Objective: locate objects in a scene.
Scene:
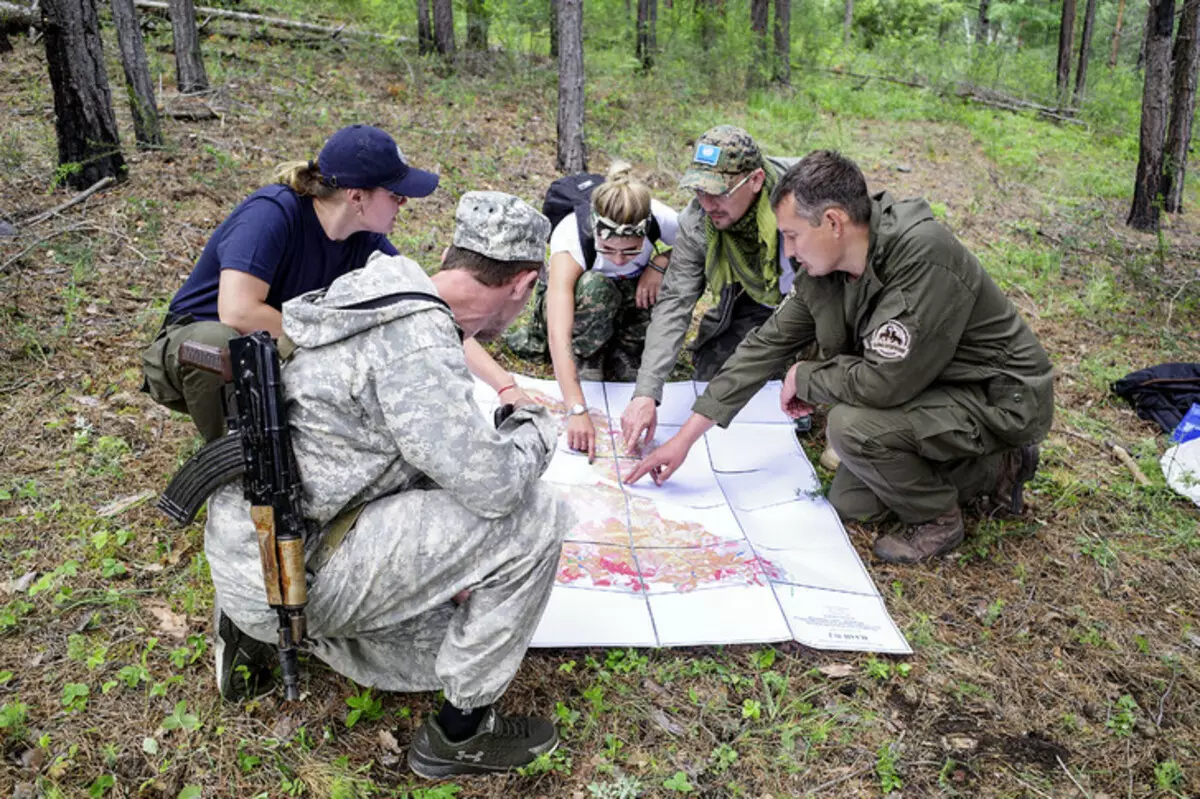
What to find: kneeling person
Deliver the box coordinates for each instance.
[203,192,575,777]
[627,151,1053,564]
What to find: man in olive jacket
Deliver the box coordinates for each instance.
[627,151,1053,564]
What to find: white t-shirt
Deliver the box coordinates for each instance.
[549,199,680,278]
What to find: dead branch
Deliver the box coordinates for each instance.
[1102,438,1153,486]
[132,0,411,43]
[23,176,115,226]
[0,221,94,274]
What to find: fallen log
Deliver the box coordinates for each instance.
[0,1,35,27]
[132,0,410,43]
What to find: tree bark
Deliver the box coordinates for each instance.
[432,0,454,56]
[1139,0,1154,69]
[556,0,585,172]
[110,0,161,147]
[416,0,433,54]
[1073,0,1098,104]
[773,0,790,84]
[1109,0,1127,67]
[548,0,557,57]
[1128,0,1176,231]
[976,0,989,43]
[636,0,655,70]
[749,0,769,87]
[40,0,126,190]
[1055,0,1077,106]
[167,0,208,93]
[1163,0,1200,212]
[466,0,487,50]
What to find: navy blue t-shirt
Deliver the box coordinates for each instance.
[168,184,398,320]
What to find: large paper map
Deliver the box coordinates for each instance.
[473,377,911,654]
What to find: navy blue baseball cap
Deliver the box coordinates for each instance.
[316,124,439,198]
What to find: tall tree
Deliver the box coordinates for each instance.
[1073,0,1098,103]
[843,0,852,45]
[466,0,488,50]
[110,0,161,148]
[773,0,790,84]
[977,0,989,43]
[1163,0,1200,212]
[1055,0,1078,105]
[167,0,208,93]
[416,0,434,55]
[1128,0,1176,231]
[40,0,126,190]
[636,0,656,70]
[432,0,454,56]
[1109,0,1127,67]
[549,0,558,57]
[556,0,585,172]
[749,0,769,87]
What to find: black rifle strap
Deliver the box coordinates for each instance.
[339,290,451,313]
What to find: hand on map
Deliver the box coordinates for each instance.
[621,396,658,453]
[781,363,815,420]
[567,412,597,463]
[625,435,690,486]
[505,386,537,407]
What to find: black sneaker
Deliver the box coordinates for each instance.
[214,603,276,702]
[408,708,559,779]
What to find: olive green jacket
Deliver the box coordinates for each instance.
[633,155,798,403]
[693,192,1054,445]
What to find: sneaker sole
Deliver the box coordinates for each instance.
[407,738,559,780]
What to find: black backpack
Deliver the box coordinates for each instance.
[542,173,662,270]
[1111,362,1200,433]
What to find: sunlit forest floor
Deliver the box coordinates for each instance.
[1,8,1199,798]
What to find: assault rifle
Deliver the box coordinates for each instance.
[157,332,307,701]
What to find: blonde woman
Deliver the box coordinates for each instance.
[507,163,679,460]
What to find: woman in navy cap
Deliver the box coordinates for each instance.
[141,125,439,441]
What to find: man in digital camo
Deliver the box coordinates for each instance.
[203,191,576,778]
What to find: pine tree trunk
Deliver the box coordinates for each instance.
[416,0,433,55]
[977,0,989,43]
[773,0,790,84]
[636,0,654,70]
[1109,0,1127,67]
[1055,0,1077,106]
[748,0,768,88]
[432,0,454,56]
[1163,0,1200,212]
[556,0,585,172]
[1138,0,1154,70]
[696,0,714,51]
[167,0,208,93]
[40,0,126,190]
[1072,0,1098,104]
[466,0,487,50]
[549,0,558,57]
[110,0,161,147]
[1128,0,1176,231]
[843,0,852,45]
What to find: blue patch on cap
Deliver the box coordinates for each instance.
[694,144,721,166]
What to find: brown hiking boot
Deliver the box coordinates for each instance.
[873,507,965,564]
[987,444,1040,518]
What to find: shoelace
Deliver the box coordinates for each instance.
[491,714,532,738]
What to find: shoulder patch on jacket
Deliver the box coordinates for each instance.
[868,319,911,359]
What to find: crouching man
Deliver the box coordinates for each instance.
[627,152,1053,564]
[203,192,575,778]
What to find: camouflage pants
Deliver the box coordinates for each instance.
[824,386,1007,524]
[204,482,572,710]
[506,270,651,381]
[690,286,775,381]
[140,315,237,442]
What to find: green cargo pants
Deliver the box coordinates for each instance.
[824,386,1006,525]
[141,315,238,442]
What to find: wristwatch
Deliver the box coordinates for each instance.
[568,403,587,416]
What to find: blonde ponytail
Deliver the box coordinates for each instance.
[591,160,652,226]
[273,160,337,199]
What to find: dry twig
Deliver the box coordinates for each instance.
[23,176,116,226]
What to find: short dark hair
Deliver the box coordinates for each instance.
[440,245,542,288]
[770,150,871,226]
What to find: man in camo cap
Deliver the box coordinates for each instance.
[621,125,800,451]
[203,190,575,778]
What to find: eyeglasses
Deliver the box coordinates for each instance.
[694,171,755,202]
[596,242,645,259]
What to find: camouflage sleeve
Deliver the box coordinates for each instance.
[791,262,974,408]
[692,289,816,427]
[370,328,558,519]
[633,201,709,403]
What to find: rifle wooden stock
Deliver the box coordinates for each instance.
[178,341,233,382]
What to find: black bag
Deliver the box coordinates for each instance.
[1111,362,1200,433]
[542,173,661,270]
